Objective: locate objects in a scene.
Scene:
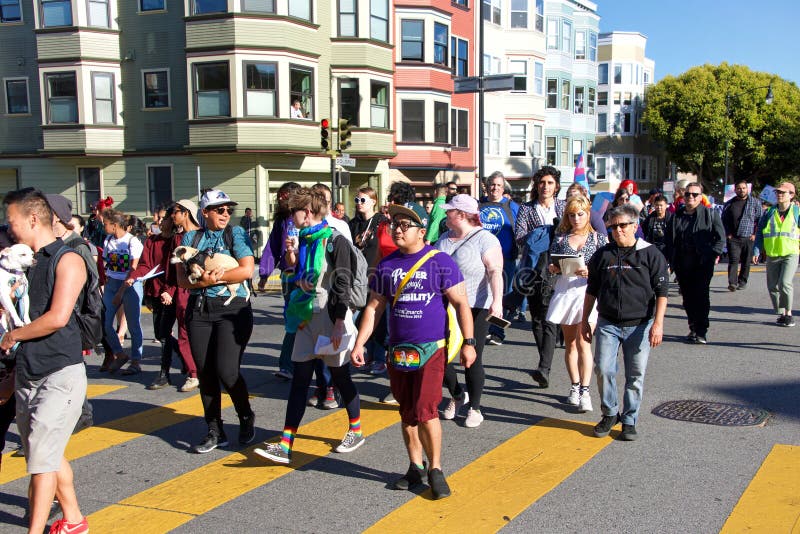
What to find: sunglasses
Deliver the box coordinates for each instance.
[608,222,635,230]
[210,206,234,215]
[390,221,423,232]
[684,192,702,198]
[354,197,369,204]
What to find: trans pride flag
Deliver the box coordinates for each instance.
[574,151,590,193]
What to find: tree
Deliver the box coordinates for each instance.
[642,63,800,191]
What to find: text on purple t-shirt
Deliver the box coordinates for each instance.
[370,245,464,345]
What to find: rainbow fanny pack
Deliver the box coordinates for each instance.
[389,339,445,372]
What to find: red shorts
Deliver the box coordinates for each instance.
[387,348,445,426]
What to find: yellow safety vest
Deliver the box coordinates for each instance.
[763,205,800,257]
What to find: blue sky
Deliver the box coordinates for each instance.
[597,0,799,85]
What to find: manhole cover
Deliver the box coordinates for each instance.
[652,400,770,427]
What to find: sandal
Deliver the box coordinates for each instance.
[121,362,141,376]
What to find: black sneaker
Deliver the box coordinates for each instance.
[530,369,549,388]
[620,424,639,441]
[727,284,737,292]
[593,414,620,437]
[147,371,171,390]
[427,468,451,500]
[72,413,94,434]
[782,316,796,327]
[776,315,786,325]
[391,462,427,490]
[694,335,707,344]
[239,414,256,444]
[686,331,697,343]
[737,283,747,290]
[191,430,229,454]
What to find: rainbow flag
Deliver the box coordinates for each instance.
[574,151,590,193]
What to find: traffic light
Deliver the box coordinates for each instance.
[338,118,352,152]
[320,118,330,150]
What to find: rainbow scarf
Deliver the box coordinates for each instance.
[285,221,332,333]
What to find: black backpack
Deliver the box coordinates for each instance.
[48,245,103,351]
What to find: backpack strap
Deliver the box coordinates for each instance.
[47,244,85,313]
[190,229,204,249]
[392,250,439,307]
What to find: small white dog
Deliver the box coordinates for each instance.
[0,243,35,332]
[171,245,248,306]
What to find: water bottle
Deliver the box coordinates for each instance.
[286,219,299,252]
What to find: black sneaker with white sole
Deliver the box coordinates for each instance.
[620,424,639,441]
[428,468,452,499]
[191,430,229,454]
[392,462,427,490]
[782,316,796,327]
[593,414,620,437]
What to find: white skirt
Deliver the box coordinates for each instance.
[546,275,597,326]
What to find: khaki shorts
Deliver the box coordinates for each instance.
[16,363,87,474]
[291,309,356,368]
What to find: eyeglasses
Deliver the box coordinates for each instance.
[354,197,369,204]
[211,206,234,215]
[173,207,187,214]
[684,192,702,198]
[390,221,423,232]
[608,222,635,231]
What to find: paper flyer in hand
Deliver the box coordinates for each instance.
[551,254,585,277]
[314,333,356,355]
[136,266,164,282]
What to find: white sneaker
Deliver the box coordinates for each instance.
[179,377,199,392]
[578,391,593,412]
[442,392,469,420]
[566,385,580,406]
[464,408,484,428]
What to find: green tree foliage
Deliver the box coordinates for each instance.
[642,63,800,190]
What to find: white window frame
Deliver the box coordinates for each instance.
[369,0,388,42]
[573,86,584,114]
[575,30,585,60]
[338,0,357,37]
[482,0,501,25]
[91,71,115,124]
[588,32,597,62]
[561,20,572,54]
[146,164,174,214]
[588,87,595,115]
[40,0,73,27]
[546,17,559,49]
[545,136,556,165]
[532,124,542,157]
[4,77,29,115]
[87,0,109,27]
[142,68,170,109]
[561,79,570,111]
[508,123,526,157]
[534,62,544,95]
[370,81,389,129]
[451,36,468,77]
[288,0,311,21]
[597,112,607,133]
[509,59,527,92]
[510,0,527,29]
[450,107,468,148]
[243,61,278,117]
[401,19,424,62]
[573,139,582,165]
[546,78,557,108]
[598,63,608,84]
[433,22,449,67]
[483,121,500,155]
[560,136,569,166]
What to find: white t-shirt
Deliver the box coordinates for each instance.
[103,233,144,280]
[535,202,557,225]
[325,215,353,242]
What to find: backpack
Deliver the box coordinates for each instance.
[48,245,103,351]
[329,228,369,309]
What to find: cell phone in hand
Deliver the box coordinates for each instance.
[487,315,511,329]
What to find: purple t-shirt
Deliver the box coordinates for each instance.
[371,245,464,345]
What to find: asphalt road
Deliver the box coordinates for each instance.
[0,265,798,533]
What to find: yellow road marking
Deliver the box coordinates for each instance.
[720,444,800,533]
[366,418,614,533]
[1,393,228,485]
[87,402,400,533]
[85,384,127,397]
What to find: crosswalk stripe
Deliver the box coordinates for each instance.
[719,444,800,533]
[86,401,401,533]
[365,418,614,533]
[85,384,128,397]
[0,392,229,485]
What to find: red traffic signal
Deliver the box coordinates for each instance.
[320,119,330,150]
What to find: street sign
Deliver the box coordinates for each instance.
[336,156,356,167]
[453,74,515,94]
[482,74,515,92]
[454,76,481,94]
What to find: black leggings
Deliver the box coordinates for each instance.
[1,394,15,458]
[187,295,254,431]
[284,360,360,430]
[153,301,180,372]
[443,308,489,411]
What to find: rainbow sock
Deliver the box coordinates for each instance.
[279,427,296,454]
[349,416,362,436]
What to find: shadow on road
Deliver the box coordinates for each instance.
[706,380,800,422]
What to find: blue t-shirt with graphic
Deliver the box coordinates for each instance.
[479,198,519,259]
[182,226,253,298]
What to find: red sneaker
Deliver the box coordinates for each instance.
[50,516,88,534]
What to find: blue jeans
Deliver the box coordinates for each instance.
[102,277,144,361]
[593,317,653,425]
